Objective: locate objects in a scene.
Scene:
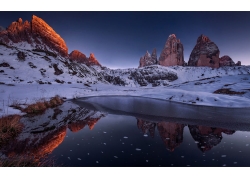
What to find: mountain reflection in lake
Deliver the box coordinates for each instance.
[1,96,250,167]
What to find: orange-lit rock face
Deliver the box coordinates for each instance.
[188,125,235,152]
[68,120,87,133]
[159,34,184,66]
[0,15,68,57]
[188,34,220,68]
[157,122,184,152]
[87,118,101,130]
[33,126,67,158]
[69,50,101,66]
[4,126,67,160]
[31,15,68,56]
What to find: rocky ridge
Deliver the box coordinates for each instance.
[0,15,68,57]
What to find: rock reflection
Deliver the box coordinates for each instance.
[189,125,235,152]
[157,122,184,152]
[137,119,235,152]
[0,105,106,165]
[137,119,156,137]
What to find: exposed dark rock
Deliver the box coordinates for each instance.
[17,51,26,60]
[219,55,235,67]
[188,34,220,68]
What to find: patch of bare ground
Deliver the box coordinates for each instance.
[23,96,64,114]
[10,95,64,115]
[0,115,23,148]
[213,88,246,95]
[0,155,54,167]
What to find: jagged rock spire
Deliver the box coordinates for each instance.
[158,34,184,66]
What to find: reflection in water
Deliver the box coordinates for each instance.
[189,125,235,152]
[0,105,106,165]
[0,98,242,166]
[157,122,184,152]
[137,118,235,152]
[137,119,156,138]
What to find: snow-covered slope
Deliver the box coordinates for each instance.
[0,43,106,85]
[1,42,250,116]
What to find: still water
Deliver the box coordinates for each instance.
[49,96,250,167]
[2,96,250,167]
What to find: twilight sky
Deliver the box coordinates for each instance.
[1,11,250,69]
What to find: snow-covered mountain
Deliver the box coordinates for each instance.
[1,14,250,117]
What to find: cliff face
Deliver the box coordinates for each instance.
[0,15,68,57]
[158,34,184,66]
[31,15,68,56]
[188,35,220,68]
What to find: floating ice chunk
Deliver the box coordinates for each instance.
[87,153,90,155]
[146,160,148,162]
[114,156,118,158]
[96,161,99,163]
[194,141,199,143]
[234,162,237,164]
[221,155,226,157]
[78,158,81,160]
[77,144,79,145]
[136,148,141,151]
[144,134,148,137]
[70,150,72,151]
[165,138,170,140]
[246,144,249,146]
[103,132,107,133]
[201,146,205,148]
[103,143,106,145]
[223,164,226,166]
[68,157,71,160]
[181,156,184,158]
[123,136,128,139]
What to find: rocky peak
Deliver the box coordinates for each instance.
[158,34,184,66]
[88,53,101,66]
[219,55,235,67]
[188,34,220,68]
[70,50,101,66]
[69,50,87,62]
[138,49,157,68]
[0,15,68,57]
[197,34,211,43]
[236,61,241,66]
